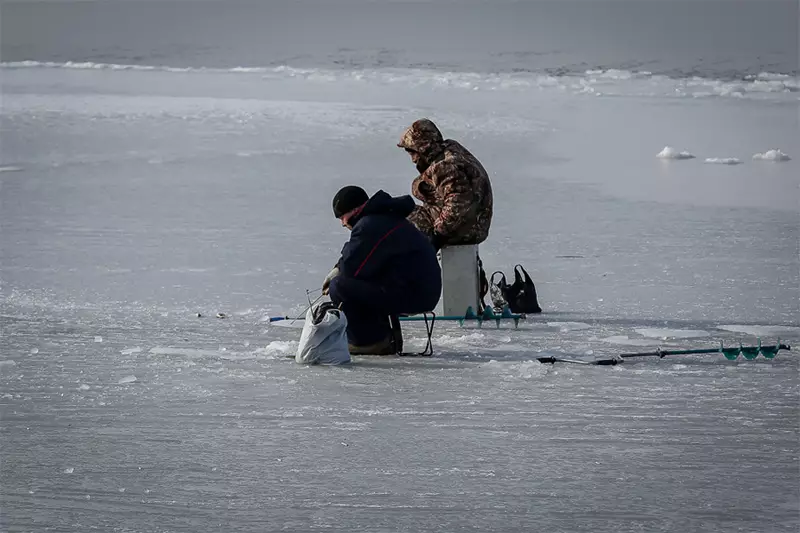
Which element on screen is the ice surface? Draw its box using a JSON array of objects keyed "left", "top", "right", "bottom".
[
  {"left": 601, "top": 335, "right": 661, "bottom": 346},
  {"left": 149, "top": 347, "right": 226, "bottom": 358},
  {"left": 3, "top": 61, "right": 799, "bottom": 102},
  {"left": 704, "top": 157, "right": 742, "bottom": 165},
  {"left": 656, "top": 146, "right": 695, "bottom": 160},
  {"left": 546, "top": 321, "right": 593, "bottom": 332},
  {"left": 260, "top": 341, "right": 298, "bottom": 357},
  {"left": 1, "top": 38, "right": 798, "bottom": 533},
  {"left": 635, "top": 328, "right": 710, "bottom": 339},
  {"left": 120, "top": 347, "right": 142, "bottom": 355},
  {"left": 753, "top": 149, "right": 791, "bottom": 161},
  {"left": 717, "top": 325, "right": 800, "bottom": 337}
]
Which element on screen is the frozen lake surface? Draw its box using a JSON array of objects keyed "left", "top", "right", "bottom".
[{"left": 1, "top": 1, "right": 798, "bottom": 531}]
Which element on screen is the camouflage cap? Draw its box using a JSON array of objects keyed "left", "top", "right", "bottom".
[{"left": 397, "top": 119, "right": 443, "bottom": 152}]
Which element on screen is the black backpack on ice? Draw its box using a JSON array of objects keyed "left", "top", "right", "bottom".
[{"left": 490, "top": 264, "right": 542, "bottom": 314}]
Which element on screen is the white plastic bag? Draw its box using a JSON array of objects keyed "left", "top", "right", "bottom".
[{"left": 295, "top": 302, "right": 351, "bottom": 365}]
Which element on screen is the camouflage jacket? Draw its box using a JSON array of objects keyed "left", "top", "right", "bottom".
[{"left": 397, "top": 119, "right": 493, "bottom": 246}]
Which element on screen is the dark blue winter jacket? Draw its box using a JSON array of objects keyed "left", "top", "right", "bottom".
[{"left": 337, "top": 190, "right": 441, "bottom": 309}]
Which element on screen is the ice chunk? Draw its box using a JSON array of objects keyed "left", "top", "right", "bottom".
[
  {"left": 94, "top": 336, "right": 103, "bottom": 343},
  {"left": 657, "top": 146, "right": 695, "bottom": 160},
  {"left": 30, "top": 348, "right": 39, "bottom": 354},
  {"left": 752, "top": 149, "right": 791, "bottom": 161},
  {"left": 78, "top": 384, "right": 90, "bottom": 391},
  {"left": 0, "top": 360, "right": 17, "bottom": 368},
  {"left": 0, "top": 166, "right": 23, "bottom": 173},
  {"left": 704, "top": 158, "right": 742, "bottom": 165},
  {"left": 117, "top": 375, "right": 138, "bottom": 384},
  {"left": 121, "top": 347, "right": 142, "bottom": 355},
  {"left": 63, "top": 468, "right": 74, "bottom": 474}
]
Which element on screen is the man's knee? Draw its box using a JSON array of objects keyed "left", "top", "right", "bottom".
[{"left": 329, "top": 276, "right": 385, "bottom": 309}]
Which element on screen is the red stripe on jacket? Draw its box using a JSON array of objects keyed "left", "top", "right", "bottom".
[{"left": 353, "top": 222, "right": 405, "bottom": 278}]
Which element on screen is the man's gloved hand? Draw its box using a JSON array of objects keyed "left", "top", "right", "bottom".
[{"left": 322, "top": 266, "right": 340, "bottom": 296}]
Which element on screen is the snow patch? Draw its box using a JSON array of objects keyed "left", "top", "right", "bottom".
[
  {"left": 481, "top": 359, "right": 548, "bottom": 379},
  {"left": 717, "top": 325, "right": 800, "bottom": 337},
  {"left": 260, "top": 341, "right": 298, "bottom": 356},
  {"left": 149, "top": 347, "right": 224, "bottom": 358},
  {"left": 436, "top": 333, "right": 489, "bottom": 347},
  {"left": 162, "top": 267, "right": 214, "bottom": 273},
  {"left": 704, "top": 158, "right": 742, "bottom": 165},
  {"left": 657, "top": 146, "right": 695, "bottom": 160},
  {"left": 601, "top": 336, "right": 660, "bottom": 347},
  {"left": 121, "top": 347, "right": 142, "bottom": 355},
  {"left": 547, "top": 321, "right": 592, "bottom": 333},
  {"left": 635, "top": 328, "right": 710, "bottom": 340},
  {"left": 752, "top": 149, "right": 791, "bottom": 162}
]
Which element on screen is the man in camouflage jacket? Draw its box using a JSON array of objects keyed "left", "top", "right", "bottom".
[{"left": 397, "top": 119, "right": 493, "bottom": 250}]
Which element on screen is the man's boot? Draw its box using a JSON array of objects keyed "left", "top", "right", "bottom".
[{"left": 348, "top": 335, "right": 395, "bottom": 356}]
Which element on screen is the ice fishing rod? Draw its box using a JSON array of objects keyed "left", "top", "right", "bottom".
[
  {"left": 537, "top": 340, "right": 792, "bottom": 366},
  {"left": 268, "top": 289, "right": 323, "bottom": 324}
]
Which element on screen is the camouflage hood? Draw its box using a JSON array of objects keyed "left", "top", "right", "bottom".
[{"left": 397, "top": 119, "right": 445, "bottom": 169}]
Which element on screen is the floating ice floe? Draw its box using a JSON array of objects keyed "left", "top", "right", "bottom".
[
  {"left": 117, "top": 375, "right": 138, "bottom": 384},
  {"left": 704, "top": 158, "right": 742, "bottom": 165},
  {"left": 752, "top": 149, "right": 791, "bottom": 162},
  {"left": 656, "top": 146, "right": 695, "bottom": 160}
]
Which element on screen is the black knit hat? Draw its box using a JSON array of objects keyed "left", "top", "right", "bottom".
[{"left": 332, "top": 186, "right": 369, "bottom": 218}]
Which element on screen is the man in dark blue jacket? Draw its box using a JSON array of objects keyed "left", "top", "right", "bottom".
[{"left": 323, "top": 186, "right": 442, "bottom": 355}]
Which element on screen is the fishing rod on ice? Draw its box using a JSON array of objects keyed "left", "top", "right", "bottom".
[{"left": 268, "top": 288, "right": 324, "bottom": 324}]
